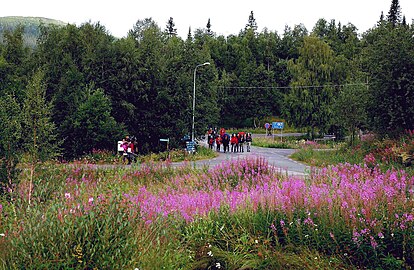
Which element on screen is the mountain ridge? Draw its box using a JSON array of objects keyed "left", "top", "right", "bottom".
[{"left": 0, "top": 16, "right": 67, "bottom": 47}]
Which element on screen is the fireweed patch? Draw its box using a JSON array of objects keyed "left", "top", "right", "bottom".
[{"left": 1, "top": 157, "right": 414, "bottom": 268}]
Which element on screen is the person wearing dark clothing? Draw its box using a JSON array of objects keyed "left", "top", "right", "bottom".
[
  {"left": 238, "top": 133, "right": 245, "bottom": 153},
  {"left": 222, "top": 134, "right": 230, "bottom": 153},
  {"left": 245, "top": 133, "right": 252, "bottom": 152}
]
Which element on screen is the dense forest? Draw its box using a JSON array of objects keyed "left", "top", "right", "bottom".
[{"left": 0, "top": 0, "right": 413, "bottom": 161}]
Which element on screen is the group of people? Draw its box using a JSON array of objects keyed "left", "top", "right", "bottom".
[
  {"left": 118, "top": 135, "right": 138, "bottom": 165},
  {"left": 207, "top": 127, "right": 253, "bottom": 153}
]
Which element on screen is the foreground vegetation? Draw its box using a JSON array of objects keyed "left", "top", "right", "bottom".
[{"left": 1, "top": 133, "right": 414, "bottom": 269}]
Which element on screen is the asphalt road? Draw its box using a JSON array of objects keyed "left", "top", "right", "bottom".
[{"left": 172, "top": 140, "right": 310, "bottom": 177}]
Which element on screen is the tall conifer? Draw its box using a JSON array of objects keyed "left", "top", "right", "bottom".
[{"left": 387, "top": 0, "right": 402, "bottom": 26}]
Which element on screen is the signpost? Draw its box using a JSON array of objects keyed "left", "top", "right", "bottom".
[
  {"left": 186, "top": 141, "right": 196, "bottom": 153},
  {"left": 272, "top": 122, "right": 284, "bottom": 141},
  {"left": 160, "top": 138, "right": 170, "bottom": 158}
]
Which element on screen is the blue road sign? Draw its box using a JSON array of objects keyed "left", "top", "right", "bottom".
[
  {"left": 272, "top": 122, "right": 284, "bottom": 129},
  {"left": 186, "top": 141, "right": 196, "bottom": 153}
]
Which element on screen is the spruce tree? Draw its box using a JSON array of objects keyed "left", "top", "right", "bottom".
[
  {"left": 206, "top": 18, "right": 213, "bottom": 36},
  {"left": 165, "top": 17, "right": 177, "bottom": 37},
  {"left": 378, "top": 11, "right": 385, "bottom": 26},
  {"left": 387, "top": 0, "right": 402, "bottom": 26},
  {"left": 245, "top": 11, "right": 258, "bottom": 33}
]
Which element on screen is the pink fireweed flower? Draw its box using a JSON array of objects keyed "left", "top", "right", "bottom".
[
  {"left": 363, "top": 153, "right": 376, "bottom": 166},
  {"left": 352, "top": 231, "right": 361, "bottom": 246},
  {"left": 64, "top": 193, "right": 71, "bottom": 199},
  {"left": 370, "top": 236, "right": 378, "bottom": 249},
  {"left": 304, "top": 217, "right": 314, "bottom": 226}
]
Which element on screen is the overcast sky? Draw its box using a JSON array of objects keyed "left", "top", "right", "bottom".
[{"left": 2, "top": 0, "right": 414, "bottom": 38}]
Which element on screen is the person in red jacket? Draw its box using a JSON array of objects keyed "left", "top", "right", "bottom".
[
  {"left": 220, "top": 127, "right": 226, "bottom": 138},
  {"left": 230, "top": 134, "right": 238, "bottom": 153},
  {"left": 215, "top": 135, "right": 222, "bottom": 152}
]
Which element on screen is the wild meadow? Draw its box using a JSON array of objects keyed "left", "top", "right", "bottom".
[{"left": 1, "top": 137, "right": 414, "bottom": 269}]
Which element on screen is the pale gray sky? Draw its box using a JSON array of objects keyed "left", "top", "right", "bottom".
[{"left": 2, "top": 0, "right": 413, "bottom": 38}]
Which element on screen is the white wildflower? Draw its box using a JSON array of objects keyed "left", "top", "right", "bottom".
[
  {"left": 215, "top": 262, "right": 221, "bottom": 268},
  {"left": 207, "top": 251, "right": 213, "bottom": 257},
  {"left": 0, "top": 233, "right": 5, "bottom": 237}
]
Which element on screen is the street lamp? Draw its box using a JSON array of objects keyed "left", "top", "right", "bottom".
[{"left": 192, "top": 62, "right": 210, "bottom": 142}]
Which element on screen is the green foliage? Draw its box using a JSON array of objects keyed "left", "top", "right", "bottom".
[
  {"left": 0, "top": 93, "right": 22, "bottom": 197},
  {"left": 0, "top": 25, "right": 29, "bottom": 100},
  {"left": 3, "top": 198, "right": 140, "bottom": 269},
  {"left": 22, "top": 69, "right": 59, "bottom": 162},
  {"left": 139, "top": 146, "right": 218, "bottom": 163},
  {"left": 252, "top": 137, "right": 299, "bottom": 149},
  {"left": 71, "top": 87, "right": 123, "bottom": 156},
  {"left": 334, "top": 83, "right": 368, "bottom": 145},
  {"left": 285, "top": 36, "right": 337, "bottom": 138},
  {"left": 362, "top": 22, "right": 414, "bottom": 137},
  {"left": 1, "top": 5, "right": 414, "bottom": 162},
  {"left": 387, "top": 0, "right": 402, "bottom": 26}
]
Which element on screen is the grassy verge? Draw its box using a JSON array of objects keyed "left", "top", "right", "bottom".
[
  {"left": 252, "top": 137, "right": 294, "bottom": 149},
  {"left": 252, "top": 136, "right": 337, "bottom": 149},
  {"left": 73, "top": 146, "right": 218, "bottom": 165},
  {"left": 290, "top": 133, "right": 414, "bottom": 176},
  {"left": 139, "top": 146, "right": 218, "bottom": 163}
]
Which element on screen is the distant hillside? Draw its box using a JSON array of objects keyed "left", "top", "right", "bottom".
[{"left": 0, "top": 16, "right": 67, "bottom": 47}]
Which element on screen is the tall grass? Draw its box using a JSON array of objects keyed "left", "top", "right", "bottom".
[{"left": 1, "top": 155, "right": 413, "bottom": 269}]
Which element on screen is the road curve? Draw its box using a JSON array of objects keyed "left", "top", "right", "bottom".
[{"left": 172, "top": 142, "right": 310, "bottom": 177}]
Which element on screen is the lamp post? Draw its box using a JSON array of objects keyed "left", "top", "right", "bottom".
[{"left": 192, "top": 62, "right": 210, "bottom": 142}]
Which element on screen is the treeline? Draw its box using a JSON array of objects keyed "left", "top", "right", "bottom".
[{"left": 0, "top": 0, "right": 413, "bottom": 160}]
